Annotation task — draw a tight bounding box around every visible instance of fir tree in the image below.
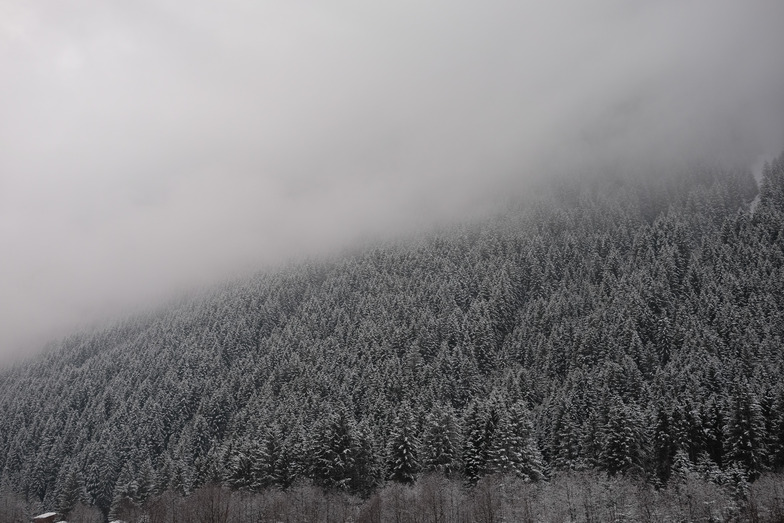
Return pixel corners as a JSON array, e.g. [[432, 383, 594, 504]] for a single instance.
[[387, 403, 420, 485], [488, 401, 545, 482], [726, 389, 768, 481], [55, 466, 87, 517], [652, 407, 676, 485], [226, 437, 259, 491], [599, 397, 645, 477], [462, 401, 491, 483], [421, 404, 461, 476], [312, 408, 371, 493]]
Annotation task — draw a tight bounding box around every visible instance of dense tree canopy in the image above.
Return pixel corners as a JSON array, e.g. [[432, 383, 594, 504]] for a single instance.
[[2, 152, 784, 519]]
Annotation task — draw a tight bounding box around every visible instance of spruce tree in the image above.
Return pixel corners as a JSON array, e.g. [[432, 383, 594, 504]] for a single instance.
[[56, 466, 87, 517], [772, 386, 784, 471], [226, 437, 258, 491], [652, 407, 676, 485], [462, 401, 490, 483], [311, 408, 375, 493], [726, 389, 768, 481], [421, 405, 461, 476], [488, 402, 545, 482], [255, 426, 286, 490], [387, 403, 420, 484], [109, 462, 137, 521], [550, 396, 584, 471], [599, 397, 645, 477]]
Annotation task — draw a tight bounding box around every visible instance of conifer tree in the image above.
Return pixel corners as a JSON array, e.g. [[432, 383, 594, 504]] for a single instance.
[[488, 402, 545, 481], [226, 437, 258, 491], [255, 426, 286, 490], [670, 449, 693, 484], [351, 422, 380, 495], [652, 407, 676, 485], [550, 396, 584, 471], [312, 409, 368, 492], [726, 389, 768, 481], [422, 404, 461, 476], [84, 445, 119, 517], [772, 387, 784, 471], [702, 400, 726, 469], [599, 397, 645, 476], [387, 403, 420, 484], [56, 466, 87, 517], [109, 461, 137, 521], [462, 401, 490, 483]]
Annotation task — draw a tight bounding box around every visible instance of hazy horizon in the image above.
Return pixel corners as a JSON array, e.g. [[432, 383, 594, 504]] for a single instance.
[[2, 0, 784, 362]]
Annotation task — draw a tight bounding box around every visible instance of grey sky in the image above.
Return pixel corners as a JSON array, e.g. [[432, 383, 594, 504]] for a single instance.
[[1, 0, 783, 361]]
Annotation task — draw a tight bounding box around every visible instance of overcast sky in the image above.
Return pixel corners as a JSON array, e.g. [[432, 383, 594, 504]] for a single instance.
[[1, 0, 783, 361]]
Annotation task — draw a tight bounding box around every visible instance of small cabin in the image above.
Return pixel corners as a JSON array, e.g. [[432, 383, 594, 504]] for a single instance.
[[31, 513, 63, 523]]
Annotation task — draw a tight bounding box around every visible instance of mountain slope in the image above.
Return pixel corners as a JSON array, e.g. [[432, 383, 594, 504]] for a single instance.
[[1, 155, 783, 518]]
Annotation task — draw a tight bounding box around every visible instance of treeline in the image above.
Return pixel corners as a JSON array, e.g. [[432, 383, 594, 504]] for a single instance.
[[1, 154, 784, 521], [7, 471, 784, 522]]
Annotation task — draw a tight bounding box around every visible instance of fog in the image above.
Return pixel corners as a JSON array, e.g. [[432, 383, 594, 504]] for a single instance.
[[1, 0, 783, 361]]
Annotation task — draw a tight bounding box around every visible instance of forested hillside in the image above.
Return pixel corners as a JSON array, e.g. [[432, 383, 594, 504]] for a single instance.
[[2, 154, 784, 521]]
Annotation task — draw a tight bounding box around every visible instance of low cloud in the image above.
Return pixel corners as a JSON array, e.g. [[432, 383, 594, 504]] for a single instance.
[[1, 0, 783, 360]]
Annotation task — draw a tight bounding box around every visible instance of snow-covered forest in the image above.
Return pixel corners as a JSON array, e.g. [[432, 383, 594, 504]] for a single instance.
[[2, 153, 784, 522]]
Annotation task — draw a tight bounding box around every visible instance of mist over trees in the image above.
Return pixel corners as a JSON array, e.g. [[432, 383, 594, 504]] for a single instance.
[[2, 153, 784, 521]]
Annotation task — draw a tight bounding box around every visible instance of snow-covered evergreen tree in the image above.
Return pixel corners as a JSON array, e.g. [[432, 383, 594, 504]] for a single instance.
[[599, 396, 645, 477], [488, 401, 545, 481], [726, 389, 768, 481], [422, 404, 461, 476], [387, 403, 420, 484]]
